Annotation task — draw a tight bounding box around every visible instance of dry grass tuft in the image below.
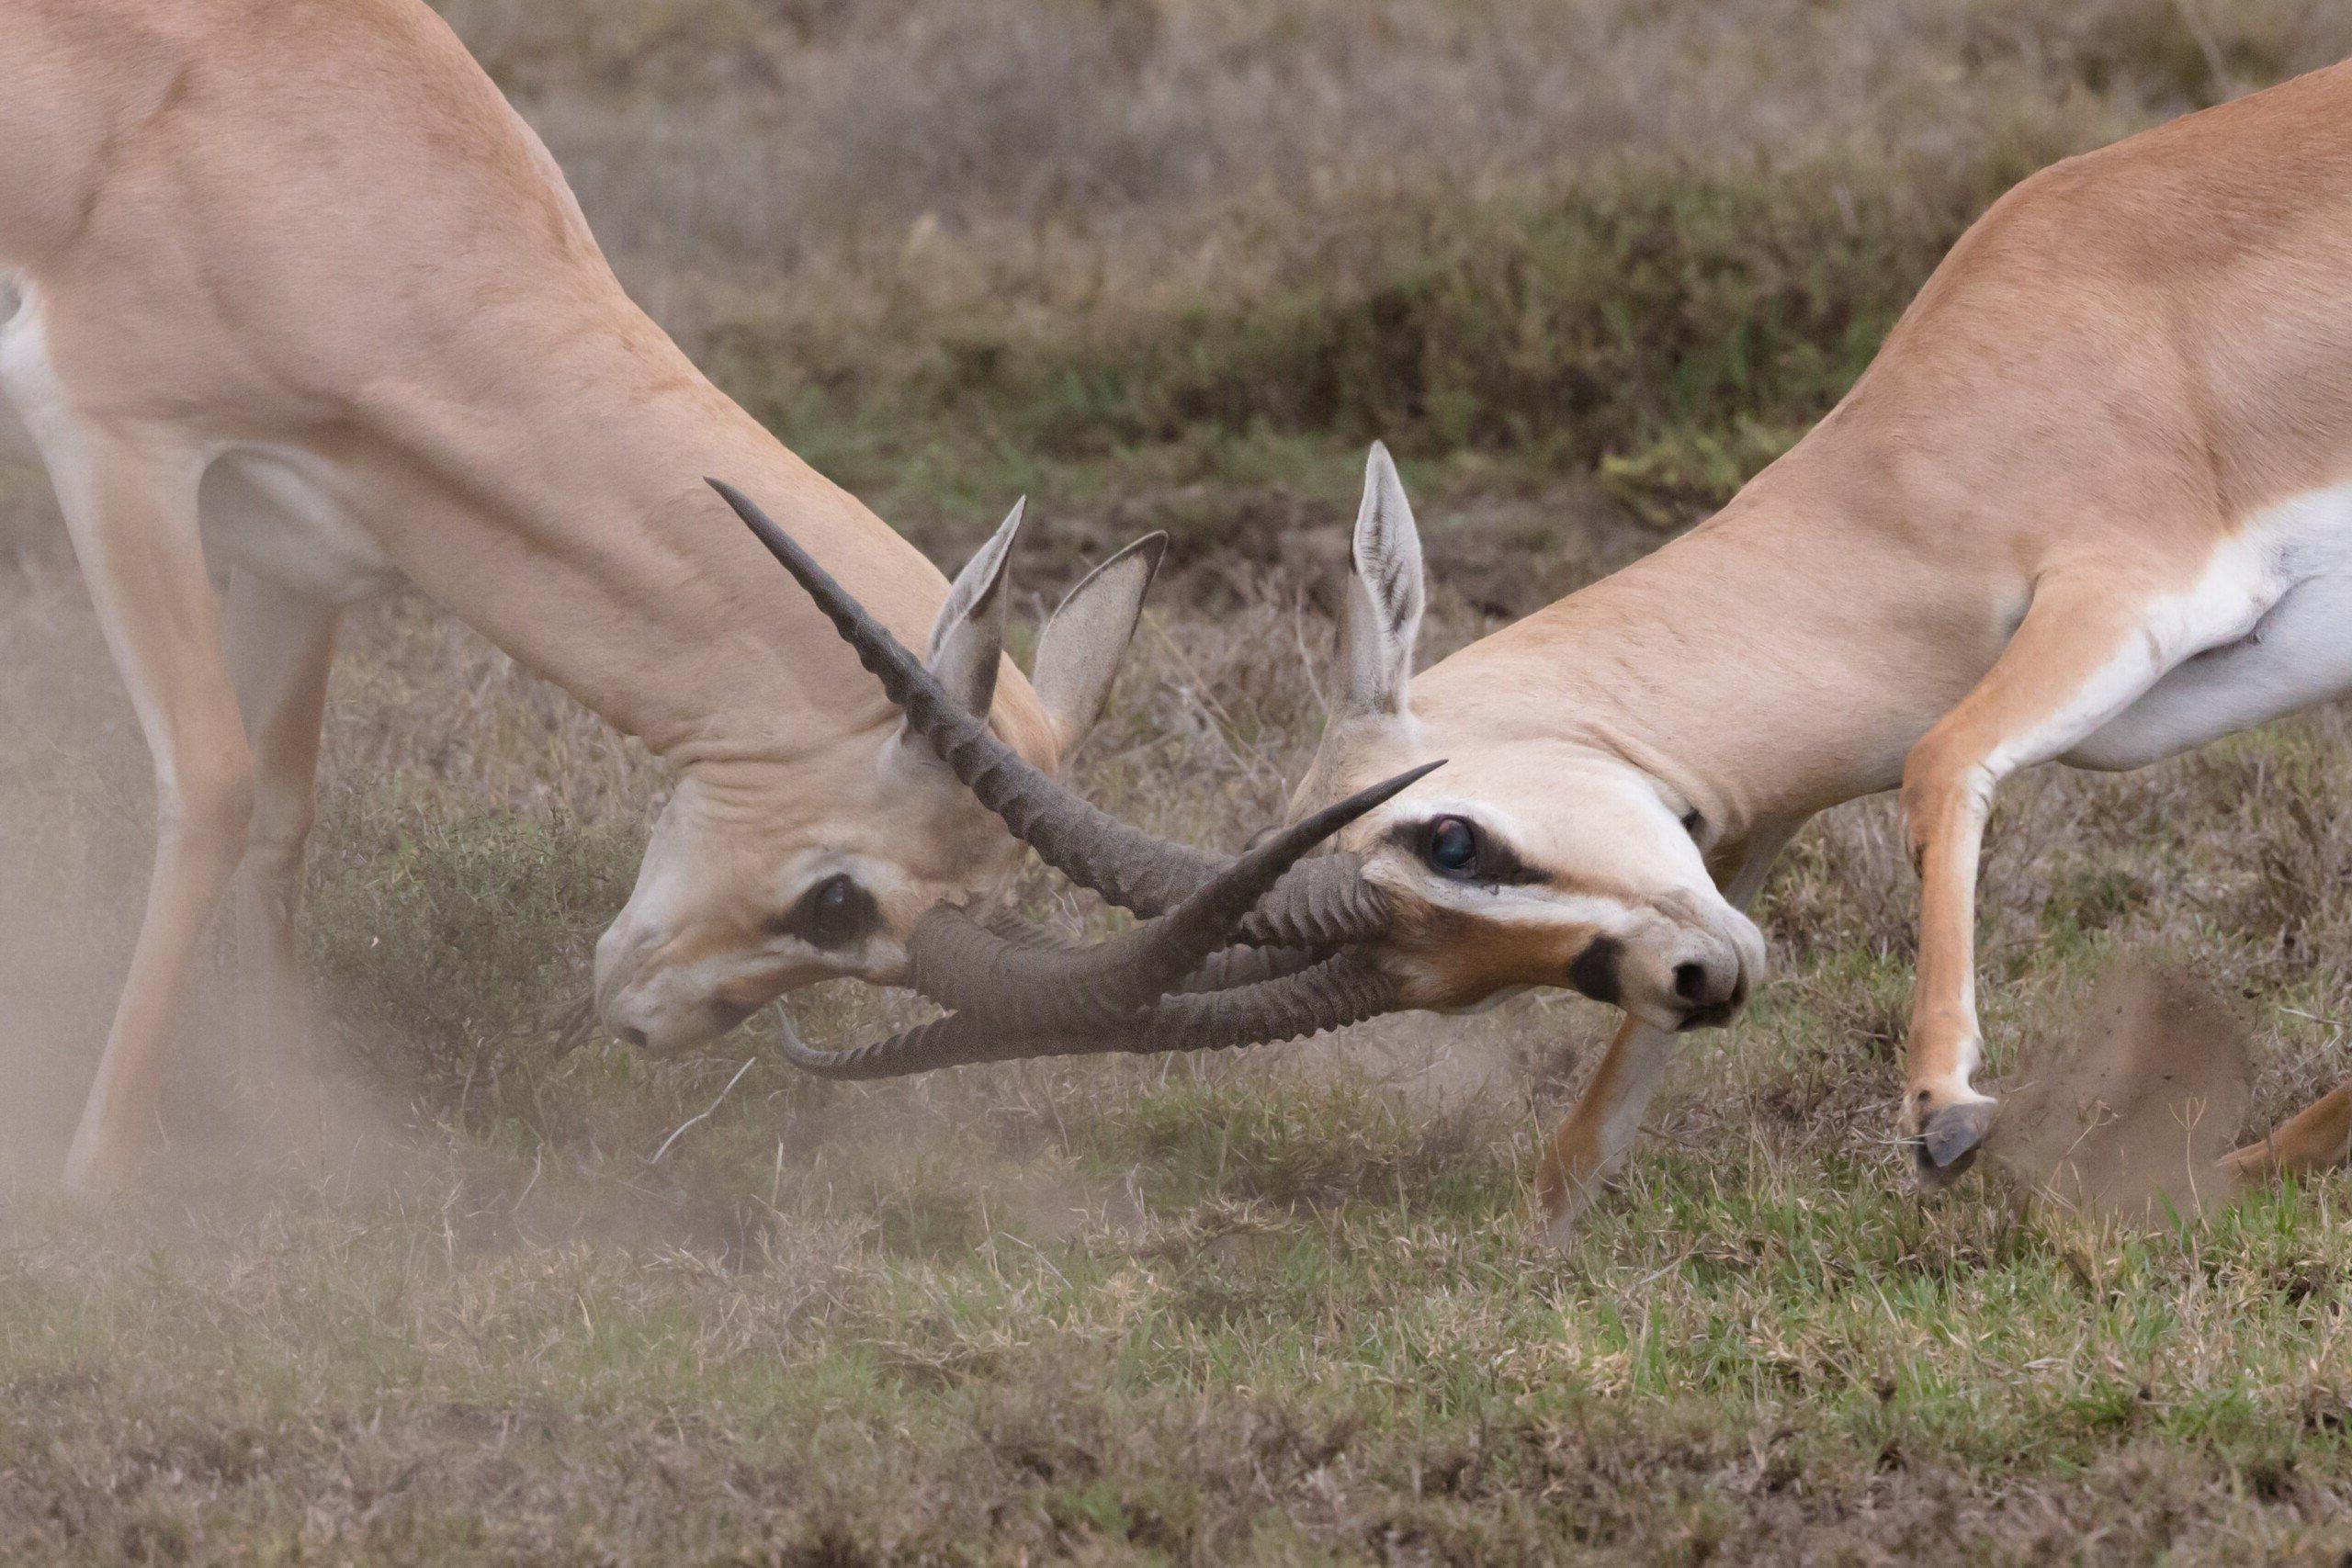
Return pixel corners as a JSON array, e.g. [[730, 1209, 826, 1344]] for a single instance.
[[7, 1, 2352, 1560]]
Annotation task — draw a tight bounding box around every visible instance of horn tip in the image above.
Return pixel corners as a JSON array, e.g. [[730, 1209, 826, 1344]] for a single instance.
[[1363, 757, 1445, 807], [1294, 756, 1444, 842], [709, 477, 767, 530]]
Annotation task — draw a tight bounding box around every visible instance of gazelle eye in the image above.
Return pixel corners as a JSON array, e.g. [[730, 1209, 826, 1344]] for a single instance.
[[1426, 816, 1479, 877], [774, 873, 876, 951], [1681, 809, 1704, 839]]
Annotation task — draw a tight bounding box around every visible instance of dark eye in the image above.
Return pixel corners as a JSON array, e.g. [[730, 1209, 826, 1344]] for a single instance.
[[1426, 816, 1479, 877], [1681, 809, 1704, 839], [775, 873, 876, 950]]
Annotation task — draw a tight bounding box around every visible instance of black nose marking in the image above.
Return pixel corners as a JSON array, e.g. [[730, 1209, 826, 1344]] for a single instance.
[[618, 1026, 649, 1050], [1672, 962, 1710, 1002], [1566, 936, 1623, 1007]]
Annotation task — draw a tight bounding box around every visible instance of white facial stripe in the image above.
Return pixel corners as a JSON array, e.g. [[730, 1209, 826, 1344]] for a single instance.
[[1403, 876, 1647, 935], [1378, 795, 1684, 935], [639, 921, 899, 1010], [1384, 795, 1543, 869], [1399, 794, 1522, 825]]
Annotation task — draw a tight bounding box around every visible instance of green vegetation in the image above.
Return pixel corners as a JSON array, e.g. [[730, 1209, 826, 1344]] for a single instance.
[[415, 0, 2350, 536], [6, 1, 2352, 1560], [729, 161, 2004, 526], [11, 546, 2352, 1559]]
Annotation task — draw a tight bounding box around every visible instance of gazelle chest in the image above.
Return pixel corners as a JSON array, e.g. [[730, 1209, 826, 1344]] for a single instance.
[[4, 286, 398, 605]]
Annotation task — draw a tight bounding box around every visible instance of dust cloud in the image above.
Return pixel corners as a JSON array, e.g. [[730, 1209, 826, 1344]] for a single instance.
[[1982, 962, 2254, 1226], [0, 567, 410, 1210], [0, 567, 146, 1187]]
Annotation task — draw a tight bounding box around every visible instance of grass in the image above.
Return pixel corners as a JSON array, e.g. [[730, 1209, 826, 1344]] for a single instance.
[[7, 0, 2352, 1561], [418, 0, 2352, 541], [6, 1061, 2352, 1558], [9, 549, 2352, 1562]]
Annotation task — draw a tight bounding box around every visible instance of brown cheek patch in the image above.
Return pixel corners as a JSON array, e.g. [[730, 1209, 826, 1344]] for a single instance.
[[656, 916, 767, 973], [1388, 899, 1596, 1010], [874, 883, 937, 941], [654, 915, 797, 1010], [713, 976, 787, 1012]]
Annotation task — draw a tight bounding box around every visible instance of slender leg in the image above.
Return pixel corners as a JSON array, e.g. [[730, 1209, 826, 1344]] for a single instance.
[[1533, 829, 1792, 1243], [223, 570, 340, 1151], [38, 433, 254, 1195], [1898, 577, 2188, 1180], [1533, 1014, 1679, 1244], [2221, 1089, 2352, 1190]]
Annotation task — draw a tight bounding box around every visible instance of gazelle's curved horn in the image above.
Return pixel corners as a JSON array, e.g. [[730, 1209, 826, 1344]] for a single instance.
[[772, 949, 1398, 1081], [894, 765, 1433, 1029], [712, 479, 1415, 949], [1178, 942, 1328, 993]]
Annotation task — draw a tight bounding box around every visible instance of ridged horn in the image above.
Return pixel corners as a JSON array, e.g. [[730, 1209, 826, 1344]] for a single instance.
[[716, 479, 1220, 911], [712, 479, 1424, 949], [771, 948, 1399, 1081], [893, 764, 1434, 1029]]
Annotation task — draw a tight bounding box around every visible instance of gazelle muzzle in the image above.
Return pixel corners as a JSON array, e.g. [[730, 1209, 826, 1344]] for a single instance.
[[712, 479, 1434, 1076]]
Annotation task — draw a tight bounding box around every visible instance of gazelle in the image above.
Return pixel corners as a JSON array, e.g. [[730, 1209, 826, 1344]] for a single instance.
[[0, 0, 1382, 1195], [756, 62, 2352, 1232]]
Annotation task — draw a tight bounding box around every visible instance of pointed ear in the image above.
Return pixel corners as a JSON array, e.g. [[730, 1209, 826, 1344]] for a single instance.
[[925, 497, 1024, 717], [1338, 442, 1424, 718], [1033, 532, 1165, 759]]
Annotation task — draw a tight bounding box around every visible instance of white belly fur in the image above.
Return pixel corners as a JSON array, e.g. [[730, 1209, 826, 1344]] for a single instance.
[[199, 448, 401, 605], [2065, 482, 2352, 771]]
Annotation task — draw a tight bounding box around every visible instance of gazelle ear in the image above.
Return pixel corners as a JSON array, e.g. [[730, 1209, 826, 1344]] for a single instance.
[[924, 498, 1024, 718], [1033, 532, 1165, 760], [1339, 442, 1424, 718]]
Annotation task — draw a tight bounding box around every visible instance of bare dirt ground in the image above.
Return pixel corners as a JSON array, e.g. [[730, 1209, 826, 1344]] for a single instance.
[[9, 3, 2352, 1562]]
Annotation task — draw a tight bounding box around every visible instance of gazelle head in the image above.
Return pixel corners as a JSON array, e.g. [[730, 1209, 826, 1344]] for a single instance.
[[609, 481, 1437, 1078], [594, 501, 1162, 1055], [1285, 446, 1765, 1032]]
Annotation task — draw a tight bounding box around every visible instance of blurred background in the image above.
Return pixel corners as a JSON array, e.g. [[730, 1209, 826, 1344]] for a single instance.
[[12, 0, 2346, 1136], [8, 6, 2352, 1558], [15, 0, 2352, 579]]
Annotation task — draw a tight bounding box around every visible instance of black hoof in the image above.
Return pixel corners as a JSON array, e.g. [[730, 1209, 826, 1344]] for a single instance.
[[1912, 1100, 1995, 1186]]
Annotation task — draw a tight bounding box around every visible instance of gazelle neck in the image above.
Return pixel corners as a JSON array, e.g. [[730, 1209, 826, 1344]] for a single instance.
[[1416, 449, 2009, 838], [344, 310, 1060, 779]]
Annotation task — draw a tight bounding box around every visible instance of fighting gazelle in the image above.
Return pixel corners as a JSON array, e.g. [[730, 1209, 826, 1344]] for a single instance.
[[0, 0, 1406, 1195], [755, 61, 2352, 1231]]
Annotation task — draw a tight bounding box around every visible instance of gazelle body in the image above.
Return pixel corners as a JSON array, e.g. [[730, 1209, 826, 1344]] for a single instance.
[[1286, 62, 2352, 1235], [0, 0, 1166, 1191]]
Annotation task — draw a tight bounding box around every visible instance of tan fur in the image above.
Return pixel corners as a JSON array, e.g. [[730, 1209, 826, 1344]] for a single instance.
[[2222, 1089, 2352, 1189], [1297, 64, 2352, 1232], [0, 0, 1083, 1191]]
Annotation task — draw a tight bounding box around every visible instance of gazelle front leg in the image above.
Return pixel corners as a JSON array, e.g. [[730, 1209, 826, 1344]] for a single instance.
[[1533, 1013, 1676, 1244], [34, 434, 255, 1194], [224, 570, 340, 1149], [1533, 829, 1792, 1244], [1898, 576, 2199, 1181]]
